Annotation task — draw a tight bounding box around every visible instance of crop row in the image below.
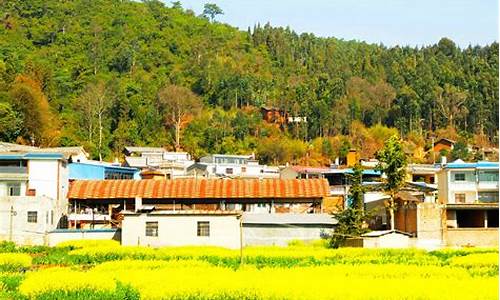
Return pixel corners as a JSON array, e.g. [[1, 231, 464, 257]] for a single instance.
[[16, 259, 498, 300]]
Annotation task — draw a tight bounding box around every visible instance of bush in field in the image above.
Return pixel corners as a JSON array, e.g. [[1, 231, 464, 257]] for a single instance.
[[56, 240, 121, 250], [0, 242, 17, 253], [19, 267, 116, 297], [34, 282, 139, 300], [0, 253, 32, 272]]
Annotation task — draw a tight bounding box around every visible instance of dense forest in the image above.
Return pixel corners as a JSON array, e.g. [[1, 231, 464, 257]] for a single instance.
[[0, 0, 498, 165]]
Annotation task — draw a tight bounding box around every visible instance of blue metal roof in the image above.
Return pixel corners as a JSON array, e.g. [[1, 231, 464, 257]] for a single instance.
[[323, 168, 381, 175], [445, 161, 499, 169], [0, 152, 64, 160], [24, 153, 64, 160]]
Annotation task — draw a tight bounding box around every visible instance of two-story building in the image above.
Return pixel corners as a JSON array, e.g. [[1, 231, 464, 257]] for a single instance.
[[123, 147, 194, 179], [437, 160, 499, 247], [188, 154, 279, 179], [0, 152, 69, 244]]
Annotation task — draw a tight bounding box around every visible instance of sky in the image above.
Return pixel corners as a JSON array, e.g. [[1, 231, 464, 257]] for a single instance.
[[176, 0, 498, 48]]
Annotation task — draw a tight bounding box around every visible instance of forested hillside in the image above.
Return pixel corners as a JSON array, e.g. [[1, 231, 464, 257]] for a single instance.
[[0, 0, 498, 164]]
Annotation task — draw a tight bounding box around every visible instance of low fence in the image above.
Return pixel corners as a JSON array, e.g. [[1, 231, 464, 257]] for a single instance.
[[47, 229, 121, 246]]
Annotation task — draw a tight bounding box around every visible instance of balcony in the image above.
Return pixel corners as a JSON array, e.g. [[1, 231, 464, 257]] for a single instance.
[[477, 180, 499, 191], [0, 166, 27, 174], [330, 185, 347, 196], [0, 166, 28, 180]]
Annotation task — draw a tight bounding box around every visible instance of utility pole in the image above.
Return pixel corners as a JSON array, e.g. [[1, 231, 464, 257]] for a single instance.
[[9, 206, 16, 242]]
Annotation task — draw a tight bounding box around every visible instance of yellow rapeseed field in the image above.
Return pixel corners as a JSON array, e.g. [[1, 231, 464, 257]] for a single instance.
[[18, 258, 498, 299], [0, 253, 32, 270], [3, 240, 497, 299]]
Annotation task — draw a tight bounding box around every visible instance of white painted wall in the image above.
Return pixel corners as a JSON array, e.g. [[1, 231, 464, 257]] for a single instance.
[[0, 181, 27, 197], [363, 233, 410, 248], [122, 214, 241, 249], [48, 229, 120, 246], [243, 226, 328, 246], [28, 160, 59, 200], [0, 196, 58, 245], [27, 160, 68, 213]]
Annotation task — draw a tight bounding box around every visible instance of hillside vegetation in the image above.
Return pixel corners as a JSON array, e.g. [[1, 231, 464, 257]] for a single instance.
[[0, 0, 498, 163]]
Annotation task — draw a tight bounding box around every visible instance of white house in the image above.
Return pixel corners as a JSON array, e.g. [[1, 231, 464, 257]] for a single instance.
[[121, 210, 242, 248], [193, 154, 279, 179], [0, 152, 69, 245], [124, 146, 194, 179], [437, 160, 498, 247]]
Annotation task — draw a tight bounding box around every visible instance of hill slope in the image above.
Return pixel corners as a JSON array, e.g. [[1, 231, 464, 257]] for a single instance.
[[0, 0, 498, 162]]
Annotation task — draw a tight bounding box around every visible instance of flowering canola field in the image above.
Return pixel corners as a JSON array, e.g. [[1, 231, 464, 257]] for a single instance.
[[0, 240, 498, 299]]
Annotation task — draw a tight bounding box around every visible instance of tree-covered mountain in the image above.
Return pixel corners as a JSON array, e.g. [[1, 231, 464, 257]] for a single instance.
[[0, 0, 498, 164]]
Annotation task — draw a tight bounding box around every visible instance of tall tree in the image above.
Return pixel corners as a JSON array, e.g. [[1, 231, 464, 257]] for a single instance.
[[435, 84, 468, 129], [0, 102, 22, 141], [349, 163, 365, 210], [376, 135, 408, 231], [203, 3, 223, 22], [77, 81, 112, 161], [157, 84, 202, 150], [9, 75, 59, 146]]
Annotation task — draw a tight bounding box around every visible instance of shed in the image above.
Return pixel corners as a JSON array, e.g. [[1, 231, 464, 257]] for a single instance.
[[433, 138, 455, 153], [242, 213, 337, 246], [361, 230, 412, 248]]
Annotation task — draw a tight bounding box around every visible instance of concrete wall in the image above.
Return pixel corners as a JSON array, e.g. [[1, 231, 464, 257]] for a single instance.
[[122, 214, 241, 249], [363, 233, 410, 248], [243, 225, 330, 246], [445, 228, 499, 247], [0, 196, 58, 245], [416, 203, 444, 249], [47, 229, 120, 246]]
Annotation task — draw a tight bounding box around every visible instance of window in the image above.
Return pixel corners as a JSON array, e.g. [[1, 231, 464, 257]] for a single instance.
[[226, 168, 233, 174], [478, 192, 499, 203], [455, 193, 466, 204], [478, 171, 499, 182], [8, 183, 21, 196], [454, 173, 466, 181], [27, 211, 38, 223], [241, 167, 246, 173], [145, 222, 158, 237], [197, 221, 210, 237]]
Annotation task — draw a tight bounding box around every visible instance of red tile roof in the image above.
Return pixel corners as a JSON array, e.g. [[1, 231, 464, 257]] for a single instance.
[[68, 178, 329, 200]]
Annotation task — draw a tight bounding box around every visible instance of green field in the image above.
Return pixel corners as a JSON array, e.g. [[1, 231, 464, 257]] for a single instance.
[[0, 240, 498, 299]]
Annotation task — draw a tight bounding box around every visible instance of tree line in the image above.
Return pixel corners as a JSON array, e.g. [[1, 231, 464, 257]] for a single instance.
[[0, 0, 497, 163]]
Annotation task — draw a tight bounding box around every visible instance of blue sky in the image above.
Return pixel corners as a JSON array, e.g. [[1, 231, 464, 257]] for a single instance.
[[175, 0, 498, 48]]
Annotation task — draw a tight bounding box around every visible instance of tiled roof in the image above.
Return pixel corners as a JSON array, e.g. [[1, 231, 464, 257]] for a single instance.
[[68, 178, 330, 200], [290, 166, 331, 173]]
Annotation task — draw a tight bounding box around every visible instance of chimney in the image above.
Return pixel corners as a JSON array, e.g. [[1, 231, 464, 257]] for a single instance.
[[441, 156, 447, 165]]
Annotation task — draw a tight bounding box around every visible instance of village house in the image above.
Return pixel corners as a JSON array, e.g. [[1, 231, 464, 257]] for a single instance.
[[407, 164, 440, 187], [433, 138, 455, 153], [0, 152, 69, 245], [123, 147, 194, 179], [121, 210, 242, 248], [280, 165, 382, 211], [437, 160, 499, 247], [67, 178, 336, 245], [188, 154, 279, 179]]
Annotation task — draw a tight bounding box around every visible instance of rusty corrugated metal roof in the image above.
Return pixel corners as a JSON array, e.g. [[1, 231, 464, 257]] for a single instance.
[[68, 178, 330, 200]]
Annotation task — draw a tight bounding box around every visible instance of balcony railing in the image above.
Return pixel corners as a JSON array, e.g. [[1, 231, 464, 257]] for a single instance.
[[330, 185, 347, 195], [0, 166, 27, 174]]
